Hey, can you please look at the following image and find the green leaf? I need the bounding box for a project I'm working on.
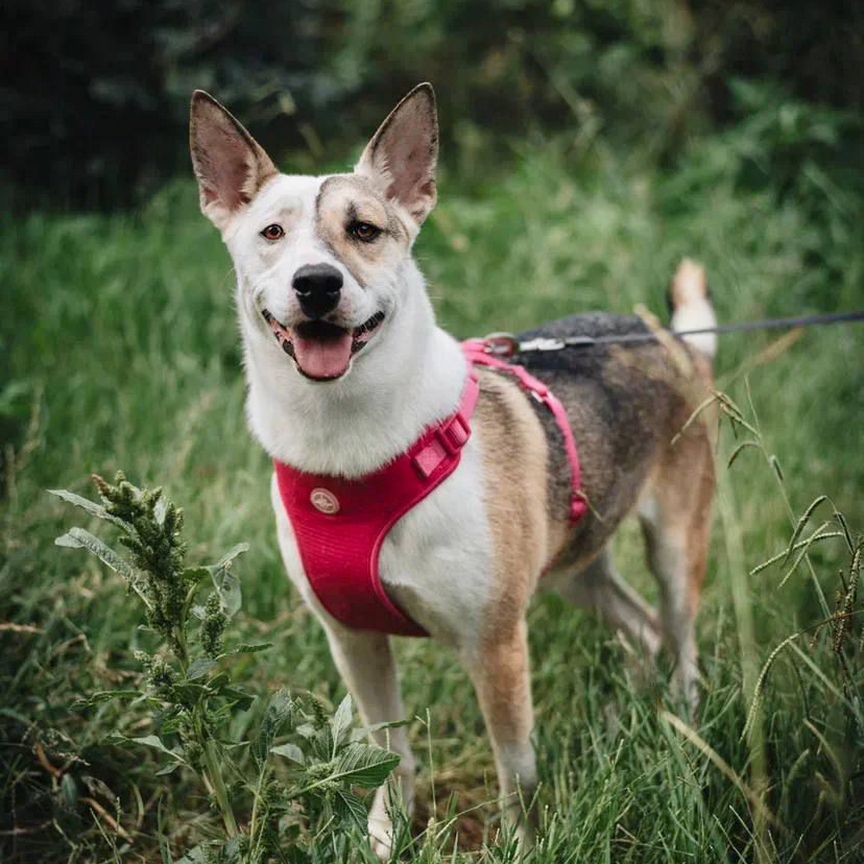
[222,836,246,863]
[351,718,411,743]
[129,734,188,765]
[60,773,79,809]
[158,834,173,864]
[182,566,211,587]
[255,689,294,765]
[55,527,154,611]
[270,742,305,765]
[218,686,255,712]
[154,496,168,526]
[55,528,134,578]
[331,694,354,749]
[175,844,212,864]
[331,742,400,788]
[187,658,217,680]
[213,542,250,572]
[48,488,129,530]
[222,642,272,656]
[157,796,174,864]
[209,549,245,619]
[296,722,318,739]
[75,689,142,707]
[310,725,335,762]
[332,788,368,828]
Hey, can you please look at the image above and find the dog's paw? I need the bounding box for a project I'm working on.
[368,815,395,861]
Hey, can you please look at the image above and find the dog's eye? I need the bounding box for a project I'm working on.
[260,224,285,241]
[347,221,381,243]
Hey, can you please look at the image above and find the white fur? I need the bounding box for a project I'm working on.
[670,259,716,359]
[671,298,717,359]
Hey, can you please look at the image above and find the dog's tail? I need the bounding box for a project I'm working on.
[668,258,716,361]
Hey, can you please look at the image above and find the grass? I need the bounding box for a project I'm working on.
[2,112,863,863]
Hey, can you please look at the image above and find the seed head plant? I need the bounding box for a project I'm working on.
[51,472,400,863]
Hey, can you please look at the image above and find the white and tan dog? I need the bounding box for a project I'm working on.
[190,83,716,856]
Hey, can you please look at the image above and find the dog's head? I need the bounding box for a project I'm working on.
[190,84,438,383]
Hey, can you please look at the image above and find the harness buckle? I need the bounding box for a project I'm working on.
[481,333,519,358]
[437,412,471,455]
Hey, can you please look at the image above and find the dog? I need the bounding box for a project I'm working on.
[189,83,716,857]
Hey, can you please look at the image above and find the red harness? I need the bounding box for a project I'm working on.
[274,340,586,637]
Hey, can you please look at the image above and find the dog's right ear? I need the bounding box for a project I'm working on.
[189,91,278,230]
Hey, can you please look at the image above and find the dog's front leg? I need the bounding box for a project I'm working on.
[322,623,415,859]
[461,617,538,848]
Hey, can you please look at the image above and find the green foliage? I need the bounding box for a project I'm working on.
[4,0,862,208]
[50,474,399,863]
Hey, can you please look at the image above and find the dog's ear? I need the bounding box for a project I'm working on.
[355,83,438,226]
[190,91,278,230]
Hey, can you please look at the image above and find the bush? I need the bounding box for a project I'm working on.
[3,0,862,208]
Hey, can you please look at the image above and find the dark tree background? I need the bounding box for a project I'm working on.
[2,0,862,210]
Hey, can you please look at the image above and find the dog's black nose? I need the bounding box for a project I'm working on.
[292,263,343,319]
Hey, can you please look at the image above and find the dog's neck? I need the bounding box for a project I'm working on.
[242,273,467,479]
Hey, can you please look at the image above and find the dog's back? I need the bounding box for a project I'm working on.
[519,308,713,555]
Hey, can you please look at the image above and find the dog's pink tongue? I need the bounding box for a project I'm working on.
[292,332,353,380]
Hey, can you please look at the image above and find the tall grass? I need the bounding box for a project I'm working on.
[1,100,862,861]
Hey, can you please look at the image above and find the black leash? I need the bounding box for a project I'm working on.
[492,309,864,355]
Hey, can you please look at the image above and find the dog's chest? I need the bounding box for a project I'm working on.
[270,441,495,647]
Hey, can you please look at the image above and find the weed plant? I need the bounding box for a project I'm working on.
[49,473,399,863]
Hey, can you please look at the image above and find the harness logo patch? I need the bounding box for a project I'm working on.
[310,487,340,515]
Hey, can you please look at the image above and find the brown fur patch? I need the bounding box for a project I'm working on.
[473,370,567,638]
[315,175,411,287]
[670,258,710,307]
[641,393,715,616]
[468,619,534,747]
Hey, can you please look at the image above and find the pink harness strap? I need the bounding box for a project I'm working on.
[274,340,585,638]
[463,340,588,522]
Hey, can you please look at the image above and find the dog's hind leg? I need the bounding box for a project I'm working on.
[556,547,662,659]
[322,625,415,860]
[638,257,716,711]
[462,618,538,848]
[638,432,714,712]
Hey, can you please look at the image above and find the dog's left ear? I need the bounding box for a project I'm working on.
[190,90,278,230]
[355,83,439,226]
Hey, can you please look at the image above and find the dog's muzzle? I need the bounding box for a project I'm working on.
[261,308,386,381]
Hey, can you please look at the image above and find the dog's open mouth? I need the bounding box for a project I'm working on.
[261,308,385,381]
